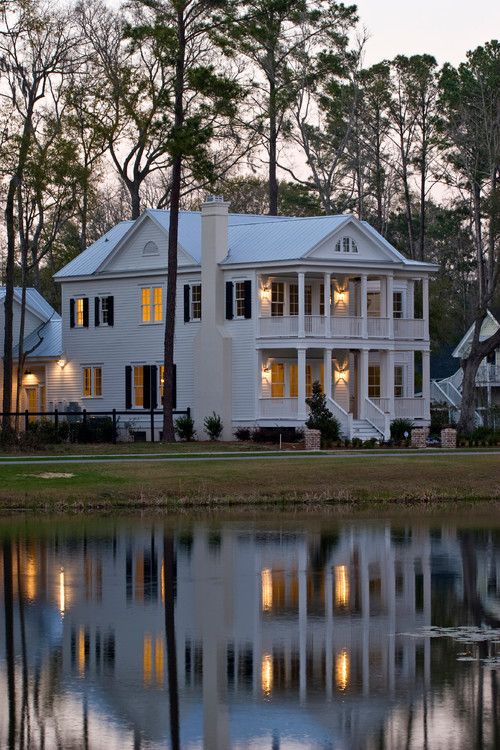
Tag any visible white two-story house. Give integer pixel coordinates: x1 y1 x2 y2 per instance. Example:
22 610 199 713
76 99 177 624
41 196 435 440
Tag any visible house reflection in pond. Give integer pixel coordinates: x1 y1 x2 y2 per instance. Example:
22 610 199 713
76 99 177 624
0 522 498 749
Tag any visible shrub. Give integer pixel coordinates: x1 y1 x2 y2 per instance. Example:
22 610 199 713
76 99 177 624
305 381 341 446
234 426 252 441
204 412 223 440
175 415 196 441
250 426 303 444
390 418 414 443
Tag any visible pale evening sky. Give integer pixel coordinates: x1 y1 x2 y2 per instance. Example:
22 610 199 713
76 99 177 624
356 0 500 66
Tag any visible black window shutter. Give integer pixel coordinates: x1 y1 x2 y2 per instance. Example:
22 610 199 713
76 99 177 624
83 298 89 328
184 285 190 323
143 365 151 410
172 364 177 410
125 366 132 409
70 298 75 328
94 297 100 327
107 296 114 326
151 365 158 409
225 281 234 320
243 280 252 319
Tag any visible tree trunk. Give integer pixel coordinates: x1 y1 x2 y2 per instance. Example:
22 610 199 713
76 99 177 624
3 538 16 750
164 534 180 750
2 177 17 430
130 182 141 220
458 356 482 434
162 7 185 443
268 77 278 216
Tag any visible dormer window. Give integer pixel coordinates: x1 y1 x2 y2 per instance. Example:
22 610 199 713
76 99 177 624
335 236 358 253
143 241 159 256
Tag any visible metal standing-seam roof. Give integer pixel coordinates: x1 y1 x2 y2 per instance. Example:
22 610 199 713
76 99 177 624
452 310 500 358
13 316 63 359
0 286 58 322
54 208 427 279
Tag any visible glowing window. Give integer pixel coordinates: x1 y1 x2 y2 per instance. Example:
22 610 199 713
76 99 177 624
75 298 85 327
134 366 144 407
271 363 284 398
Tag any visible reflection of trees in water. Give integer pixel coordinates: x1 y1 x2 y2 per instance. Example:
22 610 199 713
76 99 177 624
164 534 180 750
3 539 16 750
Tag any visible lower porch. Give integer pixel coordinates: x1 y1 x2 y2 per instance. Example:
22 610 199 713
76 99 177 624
257 347 431 440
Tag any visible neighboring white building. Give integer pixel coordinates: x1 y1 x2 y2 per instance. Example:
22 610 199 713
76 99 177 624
3 197 437 440
431 310 500 426
0 287 63 414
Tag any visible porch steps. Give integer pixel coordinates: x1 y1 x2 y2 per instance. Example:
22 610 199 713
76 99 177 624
351 419 383 442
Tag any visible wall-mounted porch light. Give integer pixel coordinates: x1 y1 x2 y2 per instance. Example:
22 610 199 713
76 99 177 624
260 283 272 302
335 366 349 384
334 289 347 305
57 356 67 369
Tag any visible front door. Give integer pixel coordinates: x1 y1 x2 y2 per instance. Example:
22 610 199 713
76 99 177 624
25 387 38 421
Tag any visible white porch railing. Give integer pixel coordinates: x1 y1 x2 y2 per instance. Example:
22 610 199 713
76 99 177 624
364 398 390 439
259 398 299 419
371 398 391 413
331 316 363 338
393 318 426 340
394 397 426 419
258 316 299 338
367 317 390 338
304 315 326 336
476 363 500 383
326 396 353 439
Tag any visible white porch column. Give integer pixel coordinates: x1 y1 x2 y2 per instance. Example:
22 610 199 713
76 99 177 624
359 348 369 419
422 276 429 341
386 274 394 338
408 279 415 318
323 272 331 337
385 349 395 417
360 274 368 338
298 271 305 338
297 347 307 420
422 349 431 421
323 349 332 400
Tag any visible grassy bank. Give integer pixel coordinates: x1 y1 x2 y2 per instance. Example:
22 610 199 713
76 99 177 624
0 452 498 511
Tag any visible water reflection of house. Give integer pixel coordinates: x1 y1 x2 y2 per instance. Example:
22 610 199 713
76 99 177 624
1 524 499 749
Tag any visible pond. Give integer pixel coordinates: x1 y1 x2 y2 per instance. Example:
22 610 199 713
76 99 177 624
0 513 499 749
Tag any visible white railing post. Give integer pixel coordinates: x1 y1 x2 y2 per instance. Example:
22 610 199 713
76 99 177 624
360 274 368 339
359 348 369 419
422 276 429 342
324 348 332 399
386 349 395 419
324 272 331 337
387 274 394 338
298 272 305 338
422 349 431 421
298 347 307 420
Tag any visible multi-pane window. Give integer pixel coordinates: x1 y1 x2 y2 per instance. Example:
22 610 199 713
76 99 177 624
368 365 381 398
319 283 333 315
393 292 403 319
133 366 144 407
335 236 358 253
141 287 163 323
191 284 202 320
289 284 312 315
75 298 85 327
83 367 102 397
289 364 312 398
394 366 404 398
271 362 285 398
235 282 246 318
271 282 284 317
100 297 110 325
367 292 381 318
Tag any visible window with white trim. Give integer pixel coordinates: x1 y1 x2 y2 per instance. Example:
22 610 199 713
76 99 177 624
335 236 358 253
191 284 202 320
141 287 163 323
394 366 404 398
393 292 403 319
75 298 85 327
100 296 111 325
368 365 381 398
234 282 246 318
82 366 102 398
271 282 284 317
289 284 312 315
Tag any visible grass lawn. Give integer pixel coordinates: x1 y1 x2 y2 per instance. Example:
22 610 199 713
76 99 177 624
0 452 498 510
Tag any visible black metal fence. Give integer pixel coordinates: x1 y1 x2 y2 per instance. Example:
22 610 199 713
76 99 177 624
0 407 191 444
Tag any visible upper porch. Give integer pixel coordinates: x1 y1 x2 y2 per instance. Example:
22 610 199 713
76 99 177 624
256 271 429 344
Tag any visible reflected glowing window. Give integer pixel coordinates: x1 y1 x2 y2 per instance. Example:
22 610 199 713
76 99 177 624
143 635 153 685
335 649 350 691
261 569 272 611
261 653 273 695
335 565 350 608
